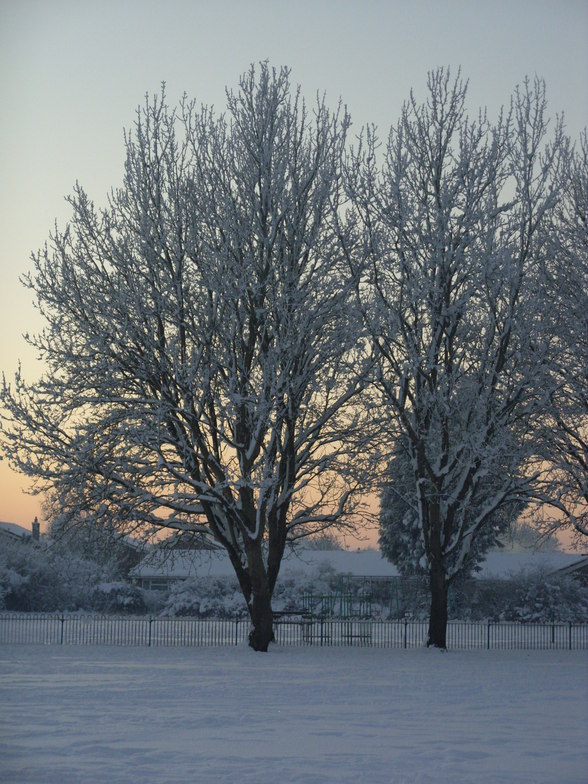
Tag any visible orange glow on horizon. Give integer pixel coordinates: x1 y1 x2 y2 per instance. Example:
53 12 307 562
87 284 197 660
0 460 42 528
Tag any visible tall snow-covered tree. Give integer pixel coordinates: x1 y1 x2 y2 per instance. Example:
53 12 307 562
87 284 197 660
0 64 369 651
344 70 568 647
379 438 524 576
535 130 588 539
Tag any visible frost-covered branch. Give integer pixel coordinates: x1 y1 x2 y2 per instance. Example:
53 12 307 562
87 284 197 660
0 64 369 651
346 69 570 647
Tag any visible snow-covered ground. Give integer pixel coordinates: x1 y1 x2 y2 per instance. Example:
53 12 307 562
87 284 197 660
1 645 586 783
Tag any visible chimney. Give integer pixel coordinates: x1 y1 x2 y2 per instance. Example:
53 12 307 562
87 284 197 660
32 516 40 542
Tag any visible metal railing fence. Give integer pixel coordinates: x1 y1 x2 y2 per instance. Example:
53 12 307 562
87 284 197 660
1 614 587 650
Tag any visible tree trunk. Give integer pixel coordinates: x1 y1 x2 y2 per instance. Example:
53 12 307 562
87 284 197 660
427 562 448 649
248 586 274 652
246 542 275 652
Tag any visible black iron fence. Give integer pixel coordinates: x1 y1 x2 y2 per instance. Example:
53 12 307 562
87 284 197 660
1 614 587 649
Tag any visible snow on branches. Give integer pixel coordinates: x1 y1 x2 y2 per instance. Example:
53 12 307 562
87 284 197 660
343 70 573 647
0 64 370 650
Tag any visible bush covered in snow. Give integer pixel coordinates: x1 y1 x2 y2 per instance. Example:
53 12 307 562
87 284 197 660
159 562 339 618
0 538 148 614
450 570 588 623
90 581 147 614
272 562 339 613
0 539 98 611
502 571 588 623
160 577 246 618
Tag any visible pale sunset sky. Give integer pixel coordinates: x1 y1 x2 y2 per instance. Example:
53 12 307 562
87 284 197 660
0 0 586 539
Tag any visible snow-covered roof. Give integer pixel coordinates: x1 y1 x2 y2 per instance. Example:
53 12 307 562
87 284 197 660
130 546 587 583
282 549 400 578
130 548 401 581
550 554 588 579
130 550 235 580
475 550 584 580
0 521 31 540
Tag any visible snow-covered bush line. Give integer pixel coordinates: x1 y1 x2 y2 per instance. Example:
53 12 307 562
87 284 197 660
160 563 338 618
448 571 588 623
159 566 588 623
0 539 148 614
500 571 588 623
2 538 586 621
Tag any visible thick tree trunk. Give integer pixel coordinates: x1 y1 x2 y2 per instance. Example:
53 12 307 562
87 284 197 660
246 542 275 652
427 562 448 649
248 587 274 652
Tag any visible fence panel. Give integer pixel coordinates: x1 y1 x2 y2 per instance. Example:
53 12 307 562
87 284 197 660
149 617 249 647
60 616 151 646
1 615 587 650
0 614 62 645
446 621 488 650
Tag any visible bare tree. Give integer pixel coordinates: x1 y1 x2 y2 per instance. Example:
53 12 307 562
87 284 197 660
536 131 588 540
379 437 524 578
1 64 369 651
344 70 568 647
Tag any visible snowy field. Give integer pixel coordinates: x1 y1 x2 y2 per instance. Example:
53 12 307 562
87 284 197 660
1 645 586 784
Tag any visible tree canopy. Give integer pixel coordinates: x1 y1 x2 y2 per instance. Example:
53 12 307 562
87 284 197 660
344 71 572 646
1 64 369 650
2 65 585 652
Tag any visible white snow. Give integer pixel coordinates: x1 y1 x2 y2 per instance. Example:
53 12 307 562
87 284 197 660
1 645 586 783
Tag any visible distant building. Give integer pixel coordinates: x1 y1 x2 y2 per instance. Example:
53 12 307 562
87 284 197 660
130 548 401 592
130 546 588 593
0 519 40 543
549 554 588 586
474 550 586 581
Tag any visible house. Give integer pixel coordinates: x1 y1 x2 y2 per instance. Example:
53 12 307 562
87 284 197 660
0 518 40 543
130 549 235 591
131 544 588 593
130 547 401 592
474 550 586 581
549 554 588 585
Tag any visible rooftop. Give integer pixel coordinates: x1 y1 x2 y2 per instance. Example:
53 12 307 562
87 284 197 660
0 521 33 540
130 547 587 582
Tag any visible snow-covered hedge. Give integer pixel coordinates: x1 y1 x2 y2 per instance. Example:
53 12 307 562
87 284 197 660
148 567 588 622
90 582 147 614
2 537 586 622
0 539 148 614
1 539 96 611
451 570 588 623
159 562 338 618
159 577 245 618
502 571 588 623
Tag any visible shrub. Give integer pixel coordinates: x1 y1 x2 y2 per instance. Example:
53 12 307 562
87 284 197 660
160 577 246 618
450 569 588 623
0 538 113 612
90 581 147 614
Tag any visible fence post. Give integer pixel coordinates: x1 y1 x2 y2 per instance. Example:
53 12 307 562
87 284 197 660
148 616 153 647
569 622 572 651
404 618 407 649
60 614 65 645
487 620 491 650
235 616 239 646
